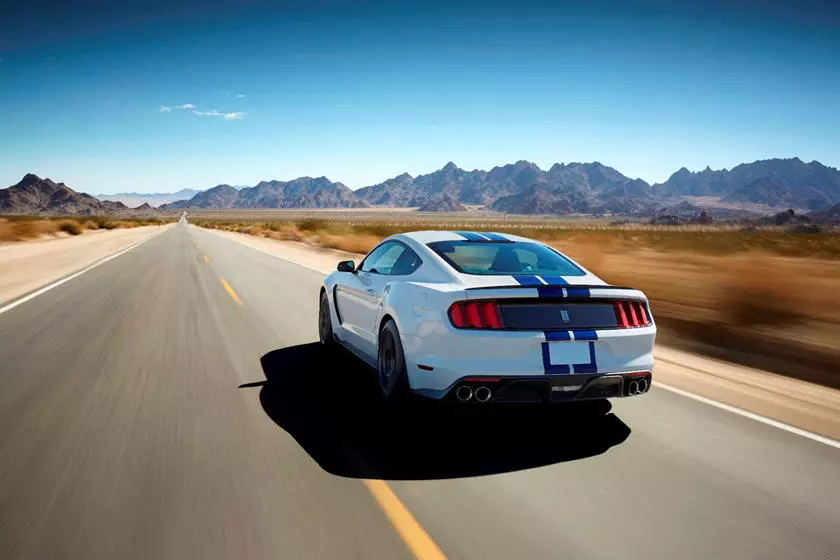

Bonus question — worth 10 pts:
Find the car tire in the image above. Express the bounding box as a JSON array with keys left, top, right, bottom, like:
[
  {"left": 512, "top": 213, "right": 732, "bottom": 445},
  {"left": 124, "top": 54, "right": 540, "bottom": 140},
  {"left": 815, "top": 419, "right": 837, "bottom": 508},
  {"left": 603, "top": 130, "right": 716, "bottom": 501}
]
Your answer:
[
  {"left": 377, "top": 319, "right": 409, "bottom": 400},
  {"left": 318, "top": 291, "right": 337, "bottom": 348}
]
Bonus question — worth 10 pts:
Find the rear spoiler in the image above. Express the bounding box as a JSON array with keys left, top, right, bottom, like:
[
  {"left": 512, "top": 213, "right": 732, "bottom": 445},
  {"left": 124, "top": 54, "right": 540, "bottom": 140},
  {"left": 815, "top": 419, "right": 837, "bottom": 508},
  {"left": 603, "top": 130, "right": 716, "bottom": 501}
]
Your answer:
[
  {"left": 466, "top": 284, "right": 636, "bottom": 292},
  {"left": 464, "top": 284, "right": 647, "bottom": 301}
]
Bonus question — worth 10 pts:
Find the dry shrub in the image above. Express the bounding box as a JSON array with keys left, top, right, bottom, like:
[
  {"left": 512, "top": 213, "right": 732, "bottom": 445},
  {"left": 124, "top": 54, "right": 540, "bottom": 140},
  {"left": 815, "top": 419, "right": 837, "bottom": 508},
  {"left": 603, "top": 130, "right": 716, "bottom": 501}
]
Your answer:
[
  {"left": 0, "top": 219, "right": 60, "bottom": 241},
  {"left": 552, "top": 240, "right": 612, "bottom": 274},
  {"left": 265, "top": 225, "right": 303, "bottom": 241},
  {"left": 316, "top": 232, "right": 381, "bottom": 253},
  {"left": 0, "top": 219, "right": 13, "bottom": 241},
  {"left": 297, "top": 218, "right": 327, "bottom": 232},
  {"left": 3, "top": 219, "right": 60, "bottom": 240},
  {"left": 351, "top": 223, "right": 406, "bottom": 237},
  {"left": 58, "top": 219, "right": 83, "bottom": 235},
  {"left": 83, "top": 220, "right": 99, "bottom": 230},
  {"left": 240, "top": 225, "right": 268, "bottom": 237},
  {"left": 720, "top": 255, "right": 822, "bottom": 327}
]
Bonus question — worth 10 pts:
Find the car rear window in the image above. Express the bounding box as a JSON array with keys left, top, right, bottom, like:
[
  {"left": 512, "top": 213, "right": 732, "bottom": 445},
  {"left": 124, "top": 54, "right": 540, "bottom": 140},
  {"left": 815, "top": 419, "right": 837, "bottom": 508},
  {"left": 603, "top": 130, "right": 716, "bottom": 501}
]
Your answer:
[{"left": 427, "top": 240, "right": 585, "bottom": 276}]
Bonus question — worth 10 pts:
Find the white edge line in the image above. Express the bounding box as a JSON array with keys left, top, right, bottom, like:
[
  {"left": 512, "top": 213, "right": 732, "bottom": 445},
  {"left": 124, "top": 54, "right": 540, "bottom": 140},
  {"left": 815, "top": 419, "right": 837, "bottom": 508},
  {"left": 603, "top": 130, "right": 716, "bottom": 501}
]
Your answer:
[
  {"left": 0, "top": 228, "right": 167, "bottom": 315},
  {"left": 195, "top": 225, "right": 840, "bottom": 450},
  {"left": 654, "top": 381, "right": 840, "bottom": 450}
]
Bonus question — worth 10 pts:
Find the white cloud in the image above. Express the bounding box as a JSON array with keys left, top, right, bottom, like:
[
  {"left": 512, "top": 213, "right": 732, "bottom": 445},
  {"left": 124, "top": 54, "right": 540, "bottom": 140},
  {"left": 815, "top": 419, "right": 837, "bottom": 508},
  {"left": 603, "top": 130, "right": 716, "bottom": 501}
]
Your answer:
[
  {"left": 236, "top": 94, "right": 246, "bottom": 98},
  {"left": 159, "top": 106, "right": 171, "bottom": 112},
  {"left": 191, "top": 109, "right": 246, "bottom": 120},
  {"left": 176, "top": 103, "right": 196, "bottom": 109}
]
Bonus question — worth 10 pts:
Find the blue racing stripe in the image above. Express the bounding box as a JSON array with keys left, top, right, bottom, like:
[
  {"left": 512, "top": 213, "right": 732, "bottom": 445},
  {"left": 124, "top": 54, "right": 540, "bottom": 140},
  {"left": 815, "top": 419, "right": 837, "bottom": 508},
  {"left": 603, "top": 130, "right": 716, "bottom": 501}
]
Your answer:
[
  {"left": 573, "top": 330, "right": 598, "bottom": 341},
  {"left": 454, "top": 231, "right": 486, "bottom": 241},
  {"left": 544, "top": 330, "right": 572, "bottom": 341},
  {"left": 515, "top": 275, "right": 544, "bottom": 286},
  {"left": 539, "top": 276, "right": 569, "bottom": 286},
  {"left": 537, "top": 286, "right": 566, "bottom": 298},
  {"left": 541, "top": 343, "right": 571, "bottom": 374},
  {"left": 565, "top": 287, "right": 591, "bottom": 298},
  {"left": 574, "top": 343, "right": 598, "bottom": 374},
  {"left": 480, "top": 232, "right": 509, "bottom": 241}
]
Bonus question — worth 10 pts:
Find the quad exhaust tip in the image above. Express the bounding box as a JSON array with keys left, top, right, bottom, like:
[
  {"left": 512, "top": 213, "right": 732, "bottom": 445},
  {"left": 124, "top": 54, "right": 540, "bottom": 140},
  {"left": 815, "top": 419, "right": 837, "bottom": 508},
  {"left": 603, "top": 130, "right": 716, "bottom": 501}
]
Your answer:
[
  {"left": 456, "top": 386, "right": 474, "bottom": 402},
  {"left": 474, "top": 386, "right": 492, "bottom": 403}
]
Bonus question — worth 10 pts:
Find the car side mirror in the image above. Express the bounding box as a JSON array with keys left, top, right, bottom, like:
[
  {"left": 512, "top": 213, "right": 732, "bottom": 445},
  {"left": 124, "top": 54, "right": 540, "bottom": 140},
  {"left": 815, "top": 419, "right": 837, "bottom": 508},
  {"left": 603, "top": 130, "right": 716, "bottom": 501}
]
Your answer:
[{"left": 337, "top": 260, "right": 356, "bottom": 273}]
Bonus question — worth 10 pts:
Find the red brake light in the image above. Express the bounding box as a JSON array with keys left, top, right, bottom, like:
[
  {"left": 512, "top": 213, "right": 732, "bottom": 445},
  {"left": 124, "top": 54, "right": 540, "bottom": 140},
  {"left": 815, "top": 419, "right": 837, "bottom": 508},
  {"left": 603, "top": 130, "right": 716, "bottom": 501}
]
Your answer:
[
  {"left": 614, "top": 301, "right": 629, "bottom": 328},
  {"left": 449, "top": 303, "right": 466, "bottom": 328},
  {"left": 449, "top": 301, "right": 504, "bottom": 329},
  {"left": 626, "top": 301, "right": 639, "bottom": 326},
  {"left": 483, "top": 302, "right": 502, "bottom": 329},
  {"left": 637, "top": 302, "right": 649, "bottom": 325},
  {"left": 614, "top": 300, "right": 649, "bottom": 328},
  {"left": 465, "top": 302, "right": 483, "bottom": 328}
]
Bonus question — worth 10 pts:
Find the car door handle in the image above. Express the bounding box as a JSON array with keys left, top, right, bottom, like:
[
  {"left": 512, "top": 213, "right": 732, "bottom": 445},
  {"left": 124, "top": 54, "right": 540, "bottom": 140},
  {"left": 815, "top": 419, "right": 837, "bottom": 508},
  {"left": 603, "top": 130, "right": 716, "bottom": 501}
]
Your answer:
[{"left": 366, "top": 289, "right": 375, "bottom": 293}]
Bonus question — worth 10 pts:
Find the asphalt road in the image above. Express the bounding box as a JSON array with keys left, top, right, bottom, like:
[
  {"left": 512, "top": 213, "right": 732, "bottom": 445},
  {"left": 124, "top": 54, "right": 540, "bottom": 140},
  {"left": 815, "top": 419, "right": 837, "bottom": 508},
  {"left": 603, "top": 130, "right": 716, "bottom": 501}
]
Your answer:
[{"left": 1, "top": 224, "right": 839, "bottom": 560}]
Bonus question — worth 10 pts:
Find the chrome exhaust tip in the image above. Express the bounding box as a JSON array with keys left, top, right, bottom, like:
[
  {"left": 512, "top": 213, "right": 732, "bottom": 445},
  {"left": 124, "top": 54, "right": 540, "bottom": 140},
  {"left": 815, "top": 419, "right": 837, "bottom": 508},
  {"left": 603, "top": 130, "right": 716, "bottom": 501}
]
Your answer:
[
  {"left": 637, "top": 378, "right": 648, "bottom": 393},
  {"left": 474, "top": 386, "right": 492, "bottom": 403},
  {"left": 627, "top": 380, "right": 639, "bottom": 396},
  {"left": 456, "top": 386, "right": 474, "bottom": 402}
]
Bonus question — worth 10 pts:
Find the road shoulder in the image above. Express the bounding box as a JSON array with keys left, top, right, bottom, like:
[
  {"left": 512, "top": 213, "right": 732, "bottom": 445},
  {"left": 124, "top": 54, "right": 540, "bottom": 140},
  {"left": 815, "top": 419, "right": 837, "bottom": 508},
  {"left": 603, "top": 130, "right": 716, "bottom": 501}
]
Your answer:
[{"left": 0, "top": 225, "right": 169, "bottom": 305}]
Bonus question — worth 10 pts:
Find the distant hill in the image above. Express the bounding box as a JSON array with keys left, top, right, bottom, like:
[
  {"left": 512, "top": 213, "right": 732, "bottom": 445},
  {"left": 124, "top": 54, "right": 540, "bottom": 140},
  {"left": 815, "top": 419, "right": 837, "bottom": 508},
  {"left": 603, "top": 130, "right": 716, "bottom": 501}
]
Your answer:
[
  {"left": 653, "top": 158, "right": 840, "bottom": 211},
  {"left": 354, "top": 160, "right": 654, "bottom": 214},
  {"left": 97, "top": 188, "right": 201, "bottom": 208},
  {"left": 417, "top": 194, "right": 467, "bottom": 212},
  {"left": 162, "top": 177, "right": 368, "bottom": 210},
  {"left": 0, "top": 174, "right": 128, "bottom": 215}
]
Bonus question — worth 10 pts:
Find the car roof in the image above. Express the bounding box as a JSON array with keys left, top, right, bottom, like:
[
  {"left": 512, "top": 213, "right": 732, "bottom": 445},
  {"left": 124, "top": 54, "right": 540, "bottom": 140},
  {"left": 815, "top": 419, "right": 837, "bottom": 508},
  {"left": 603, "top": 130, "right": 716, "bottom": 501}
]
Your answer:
[{"left": 396, "top": 230, "right": 531, "bottom": 244}]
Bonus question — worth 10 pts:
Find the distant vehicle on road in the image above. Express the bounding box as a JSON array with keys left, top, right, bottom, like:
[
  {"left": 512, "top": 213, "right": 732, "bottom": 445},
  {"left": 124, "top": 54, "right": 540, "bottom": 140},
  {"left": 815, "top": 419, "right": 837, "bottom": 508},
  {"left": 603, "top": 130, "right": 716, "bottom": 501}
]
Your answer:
[{"left": 319, "top": 231, "right": 655, "bottom": 403}]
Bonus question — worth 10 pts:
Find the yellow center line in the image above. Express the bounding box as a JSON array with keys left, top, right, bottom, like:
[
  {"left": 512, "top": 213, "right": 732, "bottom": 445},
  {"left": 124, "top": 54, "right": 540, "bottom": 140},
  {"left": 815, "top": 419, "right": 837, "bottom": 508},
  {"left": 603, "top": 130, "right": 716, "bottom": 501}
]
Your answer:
[
  {"left": 363, "top": 479, "right": 446, "bottom": 560},
  {"left": 219, "top": 277, "right": 242, "bottom": 306},
  {"left": 203, "top": 255, "right": 210, "bottom": 263}
]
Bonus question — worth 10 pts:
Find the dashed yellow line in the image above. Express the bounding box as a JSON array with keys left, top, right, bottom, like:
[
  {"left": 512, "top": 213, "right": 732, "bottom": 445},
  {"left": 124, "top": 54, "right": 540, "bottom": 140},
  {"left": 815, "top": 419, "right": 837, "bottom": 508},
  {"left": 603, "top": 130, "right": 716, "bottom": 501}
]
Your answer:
[
  {"left": 219, "top": 277, "right": 241, "bottom": 306},
  {"left": 203, "top": 255, "right": 210, "bottom": 263},
  {"left": 363, "top": 479, "right": 446, "bottom": 560}
]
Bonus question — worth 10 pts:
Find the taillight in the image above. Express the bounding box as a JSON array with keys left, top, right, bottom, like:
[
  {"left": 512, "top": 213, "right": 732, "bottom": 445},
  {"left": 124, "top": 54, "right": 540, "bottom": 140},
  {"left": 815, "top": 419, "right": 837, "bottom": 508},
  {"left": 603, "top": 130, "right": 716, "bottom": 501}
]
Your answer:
[
  {"left": 613, "top": 301, "right": 650, "bottom": 328},
  {"left": 449, "top": 301, "right": 504, "bottom": 329}
]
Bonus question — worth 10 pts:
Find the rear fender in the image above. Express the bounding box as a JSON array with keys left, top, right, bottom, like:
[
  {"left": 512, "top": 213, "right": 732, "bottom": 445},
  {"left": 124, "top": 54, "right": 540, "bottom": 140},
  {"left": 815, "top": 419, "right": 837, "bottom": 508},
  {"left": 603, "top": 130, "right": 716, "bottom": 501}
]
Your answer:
[{"left": 380, "top": 282, "right": 466, "bottom": 341}]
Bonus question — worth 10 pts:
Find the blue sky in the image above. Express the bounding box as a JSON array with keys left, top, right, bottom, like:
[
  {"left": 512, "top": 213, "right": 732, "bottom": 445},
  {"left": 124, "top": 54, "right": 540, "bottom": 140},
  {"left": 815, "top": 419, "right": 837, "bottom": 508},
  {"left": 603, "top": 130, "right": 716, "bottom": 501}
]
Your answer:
[{"left": 1, "top": 0, "right": 838, "bottom": 193}]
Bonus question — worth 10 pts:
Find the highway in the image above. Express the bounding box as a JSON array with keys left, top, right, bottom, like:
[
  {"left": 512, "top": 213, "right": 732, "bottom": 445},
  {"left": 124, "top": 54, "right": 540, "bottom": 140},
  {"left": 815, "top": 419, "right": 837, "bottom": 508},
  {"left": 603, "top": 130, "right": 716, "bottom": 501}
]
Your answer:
[{"left": 1, "top": 224, "right": 839, "bottom": 560}]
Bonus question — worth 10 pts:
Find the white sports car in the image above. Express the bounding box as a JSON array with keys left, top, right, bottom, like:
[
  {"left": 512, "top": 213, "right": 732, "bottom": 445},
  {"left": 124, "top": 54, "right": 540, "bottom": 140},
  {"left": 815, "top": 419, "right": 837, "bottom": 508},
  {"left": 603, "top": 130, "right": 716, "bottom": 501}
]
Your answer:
[{"left": 319, "top": 230, "right": 655, "bottom": 403}]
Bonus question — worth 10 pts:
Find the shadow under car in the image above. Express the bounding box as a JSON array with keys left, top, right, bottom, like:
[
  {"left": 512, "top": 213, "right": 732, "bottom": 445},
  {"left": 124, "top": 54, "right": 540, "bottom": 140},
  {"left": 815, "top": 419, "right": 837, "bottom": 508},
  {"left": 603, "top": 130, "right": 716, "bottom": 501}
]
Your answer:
[{"left": 243, "top": 343, "right": 631, "bottom": 480}]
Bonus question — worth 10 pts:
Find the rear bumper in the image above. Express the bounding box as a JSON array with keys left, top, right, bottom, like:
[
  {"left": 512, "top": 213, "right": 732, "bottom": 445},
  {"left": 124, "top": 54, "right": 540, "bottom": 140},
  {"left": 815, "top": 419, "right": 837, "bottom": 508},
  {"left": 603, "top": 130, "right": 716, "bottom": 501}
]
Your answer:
[
  {"left": 402, "top": 325, "right": 656, "bottom": 392},
  {"left": 413, "top": 371, "right": 652, "bottom": 403}
]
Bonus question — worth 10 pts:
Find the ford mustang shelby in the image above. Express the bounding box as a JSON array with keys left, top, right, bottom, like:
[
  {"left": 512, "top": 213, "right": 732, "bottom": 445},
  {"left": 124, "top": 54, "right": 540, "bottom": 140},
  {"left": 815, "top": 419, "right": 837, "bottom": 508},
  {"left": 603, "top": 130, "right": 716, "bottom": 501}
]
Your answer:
[{"left": 318, "top": 231, "right": 655, "bottom": 403}]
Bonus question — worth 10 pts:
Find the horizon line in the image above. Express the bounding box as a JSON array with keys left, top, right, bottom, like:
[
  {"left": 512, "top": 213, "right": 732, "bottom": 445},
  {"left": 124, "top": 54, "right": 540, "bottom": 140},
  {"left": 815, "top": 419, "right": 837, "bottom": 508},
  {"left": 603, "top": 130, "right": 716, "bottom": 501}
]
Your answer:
[{"left": 9, "top": 155, "right": 835, "bottom": 196}]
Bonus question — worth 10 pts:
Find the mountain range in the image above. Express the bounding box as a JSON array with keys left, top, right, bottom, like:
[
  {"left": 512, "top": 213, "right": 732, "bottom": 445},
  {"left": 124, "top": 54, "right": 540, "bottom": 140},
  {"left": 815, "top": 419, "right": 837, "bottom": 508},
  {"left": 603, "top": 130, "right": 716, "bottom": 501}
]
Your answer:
[
  {"left": 652, "top": 158, "right": 840, "bottom": 210},
  {"left": 160, "top": 157, "right": 840, "bottom": 215},
  {"left": 162, "top": 177, "right": 367, "bottom": 209},
  {"left": 5, "top": 158, "right": 840, "bottom": 216},
  {"left": 96, "top": 188, "right": 202, "bottom": 207},
  {"left": 0, "top": 174, "right": 129, "bottom": 215}
]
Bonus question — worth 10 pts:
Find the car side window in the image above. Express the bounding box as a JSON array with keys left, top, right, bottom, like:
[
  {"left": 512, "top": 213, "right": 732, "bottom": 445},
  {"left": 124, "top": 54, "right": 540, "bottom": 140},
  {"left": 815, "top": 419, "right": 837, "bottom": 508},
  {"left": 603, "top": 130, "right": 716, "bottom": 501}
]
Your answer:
[
  {"left": 389, "top": 246, "right": 422, "bottom": 275},
  {"left": 359, "top": 242, "right": 406, "bottom": 274}
]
